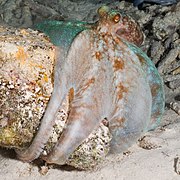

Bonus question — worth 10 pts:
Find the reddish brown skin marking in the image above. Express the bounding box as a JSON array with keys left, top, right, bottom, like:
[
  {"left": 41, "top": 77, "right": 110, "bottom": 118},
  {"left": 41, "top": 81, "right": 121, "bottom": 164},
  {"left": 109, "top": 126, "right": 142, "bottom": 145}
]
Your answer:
[
  {"left": 137, "top": 54, "right": 161, "bottom": 98},
  {"left": 116, "top": 15, "right": 144, "bottom": 46},
  {"left": 77, "top": 77, "right": 96, "bottom": 96},
  {"left": 114, "top": 37, "right": 121, "bottom": 44},
  {"left": 110, "top": 117, "right": 126, "bottom": 130},
  {"left": 100, "top": 32, "right": 111, "bottom": 45},
  {"left": 116, "top": 117, "right": 125, "bottom": 126},
  {"left": 87, "top": 77, "right": 95, "bottom": 85},
  {"left": 152, "top": 110, "right": 161, "bottom": 119},
  {"left": 137, "top": 54, "right": 146, "bottom": 65},
  {"left": 95, "top": 51, "right": 102, "bottom": 60},
  {"left": 117, "top": 83, "right": 128, "bottom": 100},
  {"left": 113, "top": 59, "right": 125, "bottom": 71},
  {"left": 151, "top": 84, "right": 160, "bottom": 97},
  {"left": 69, "top": 88, "right": 74, "bottom": 103}
]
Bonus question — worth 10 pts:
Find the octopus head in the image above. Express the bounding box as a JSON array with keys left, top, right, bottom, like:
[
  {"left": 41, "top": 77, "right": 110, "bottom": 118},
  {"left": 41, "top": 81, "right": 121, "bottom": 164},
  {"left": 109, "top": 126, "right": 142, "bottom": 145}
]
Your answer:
[{"left": 97, "top": 6, "right": 144, "bottom": 46}]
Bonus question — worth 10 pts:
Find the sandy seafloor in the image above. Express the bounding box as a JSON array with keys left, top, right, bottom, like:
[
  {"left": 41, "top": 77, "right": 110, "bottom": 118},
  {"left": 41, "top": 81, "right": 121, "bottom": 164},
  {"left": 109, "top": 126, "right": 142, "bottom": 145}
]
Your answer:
[{"left": 0, "top": 109, "right": 179, "bottom": 180}]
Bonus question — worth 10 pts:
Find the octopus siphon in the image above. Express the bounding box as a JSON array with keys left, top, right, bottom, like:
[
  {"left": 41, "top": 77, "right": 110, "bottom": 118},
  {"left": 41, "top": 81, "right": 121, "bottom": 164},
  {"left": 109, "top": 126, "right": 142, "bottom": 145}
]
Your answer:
[{"left": 16, "top": 6, "right": 165, "bottom": 165}]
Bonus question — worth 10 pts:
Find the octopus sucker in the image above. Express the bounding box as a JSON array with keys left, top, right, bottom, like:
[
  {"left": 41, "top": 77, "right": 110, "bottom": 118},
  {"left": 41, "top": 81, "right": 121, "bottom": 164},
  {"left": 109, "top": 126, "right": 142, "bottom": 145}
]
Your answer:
[{"left": 16, "top": 6, "right": 164, "bottom": 166}]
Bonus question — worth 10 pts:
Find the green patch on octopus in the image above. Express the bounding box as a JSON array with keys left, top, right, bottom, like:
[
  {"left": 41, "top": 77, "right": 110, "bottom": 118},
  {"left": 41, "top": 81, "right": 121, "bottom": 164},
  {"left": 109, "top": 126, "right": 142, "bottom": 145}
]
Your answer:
[{"left": 34, "top": 20, "right": 92, "bottom": 47}]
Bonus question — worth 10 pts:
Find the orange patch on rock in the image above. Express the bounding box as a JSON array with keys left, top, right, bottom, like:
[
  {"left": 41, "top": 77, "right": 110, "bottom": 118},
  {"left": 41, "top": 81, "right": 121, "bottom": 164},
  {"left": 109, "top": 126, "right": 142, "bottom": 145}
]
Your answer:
[
  {"left": 43, "top": 73, "right": 49, "bottom": 83},
  {"left": 20, "top": 29, "right": 29, "bottom": 36},
  {"left": 16, "top": 46, "right": 28, "bottom": 64}
]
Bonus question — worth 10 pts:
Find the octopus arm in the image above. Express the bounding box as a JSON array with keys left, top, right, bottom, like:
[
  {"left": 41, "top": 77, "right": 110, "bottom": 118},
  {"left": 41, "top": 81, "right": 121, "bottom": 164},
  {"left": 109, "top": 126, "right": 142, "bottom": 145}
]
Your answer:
[
  {"left": 43, "top": 31, "right": 105, "bottom": 165},
  {"left": 44, "top": 89, "right": 103, "bottom": 165},
  {"left": 126, "top": 42, "right": 165, "bottom": 130},
  {"left": 109, "top": 45, "right": 152, "bottom": 153}
]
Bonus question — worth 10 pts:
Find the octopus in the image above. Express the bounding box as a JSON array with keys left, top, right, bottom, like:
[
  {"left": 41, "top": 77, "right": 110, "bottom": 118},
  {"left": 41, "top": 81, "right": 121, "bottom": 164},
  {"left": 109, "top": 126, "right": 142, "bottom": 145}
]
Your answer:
[{"left": 16, "top": 6, "right": 165, "bottom": 165}]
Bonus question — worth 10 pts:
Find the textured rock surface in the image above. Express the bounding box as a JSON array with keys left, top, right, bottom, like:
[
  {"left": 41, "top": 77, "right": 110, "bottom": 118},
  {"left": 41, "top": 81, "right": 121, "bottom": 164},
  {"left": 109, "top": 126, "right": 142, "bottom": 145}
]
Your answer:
[
  {"left": 0, "top": 0, "right": 118, "bottom": 27},
  {"left": 0, "top": 26, "right": 54, "bottom": 148}
]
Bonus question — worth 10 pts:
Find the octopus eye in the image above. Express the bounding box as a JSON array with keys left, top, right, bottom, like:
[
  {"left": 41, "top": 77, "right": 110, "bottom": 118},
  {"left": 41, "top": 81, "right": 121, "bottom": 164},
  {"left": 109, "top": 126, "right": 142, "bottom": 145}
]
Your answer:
[{"left": 113, "top": 14, "right": 121, "bottom": 23}]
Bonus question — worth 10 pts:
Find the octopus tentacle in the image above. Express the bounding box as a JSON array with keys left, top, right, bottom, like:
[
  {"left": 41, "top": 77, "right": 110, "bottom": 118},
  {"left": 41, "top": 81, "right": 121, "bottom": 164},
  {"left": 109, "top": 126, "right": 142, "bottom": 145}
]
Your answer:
[
  {"left": 109, "top": 78, "right": 152, "bottom": 152},
  {"left": 126, "top": 43, "right": 165, "bottom": 130},
  {"left": 107, "top": 41, "right": 152, "bottom": 152},
  {"left": 44, "top": 87, "right": 102, "bottom": 165},
  {"left": 42, "top": 30, "right": 107, "bottom": 165}
]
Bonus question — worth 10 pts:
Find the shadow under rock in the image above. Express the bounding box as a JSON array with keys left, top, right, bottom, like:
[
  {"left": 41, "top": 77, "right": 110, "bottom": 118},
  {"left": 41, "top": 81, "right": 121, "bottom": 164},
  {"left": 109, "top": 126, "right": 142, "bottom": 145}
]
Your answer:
[{"left": 0, "top": 147, "right": 16, "bottom": 159}]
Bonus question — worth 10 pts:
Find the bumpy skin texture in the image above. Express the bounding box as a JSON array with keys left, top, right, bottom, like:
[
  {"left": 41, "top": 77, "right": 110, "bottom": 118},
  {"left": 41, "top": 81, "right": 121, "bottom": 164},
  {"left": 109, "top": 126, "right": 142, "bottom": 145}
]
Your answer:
[{"left": 16, "top": 6, "right": 164, "bottom": 165}]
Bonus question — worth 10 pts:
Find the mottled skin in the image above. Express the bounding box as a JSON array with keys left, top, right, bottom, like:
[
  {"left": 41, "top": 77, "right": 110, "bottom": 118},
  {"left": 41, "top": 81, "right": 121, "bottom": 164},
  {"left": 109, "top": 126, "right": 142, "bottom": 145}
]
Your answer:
[{"left": 16, "top": 6, "right": 164, "bottom": 165}]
